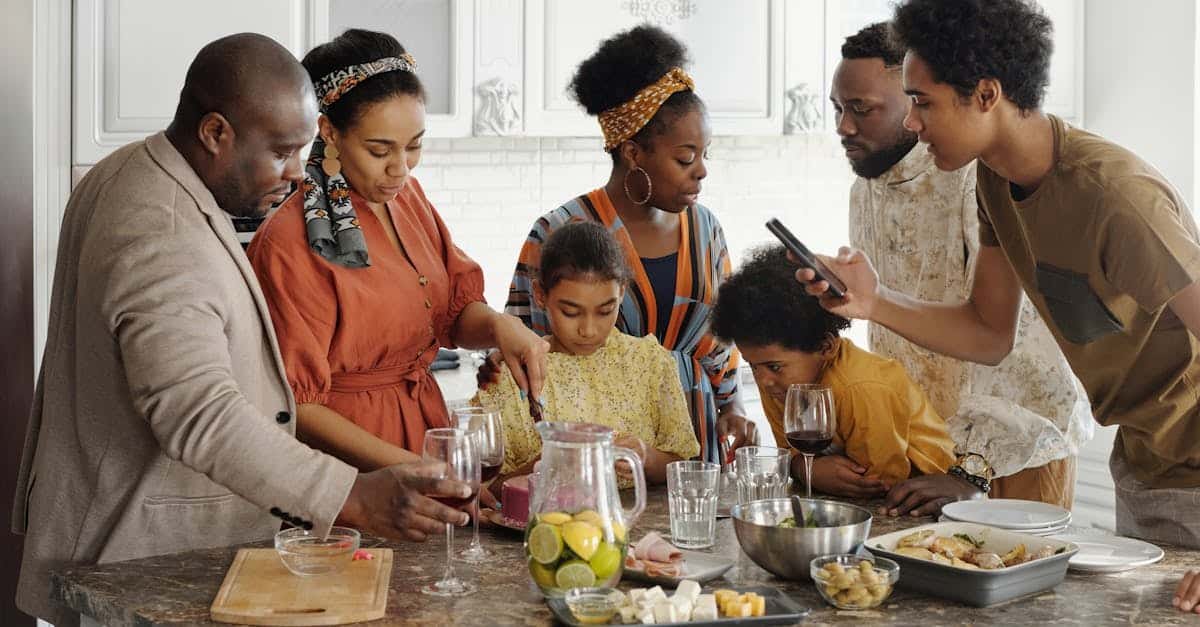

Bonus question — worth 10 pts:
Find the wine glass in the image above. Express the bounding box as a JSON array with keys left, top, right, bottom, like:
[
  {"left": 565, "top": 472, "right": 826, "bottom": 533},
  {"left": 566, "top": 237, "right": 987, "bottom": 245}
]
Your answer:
[
  {"left": 453, "top": 406, "right": 505, "bottom": 563},
  {"left": 420, "top": 427, "right": 480, "bottom": 596},
  {"left": 784, "top": 384, "right": 836, "bottom": 498}
]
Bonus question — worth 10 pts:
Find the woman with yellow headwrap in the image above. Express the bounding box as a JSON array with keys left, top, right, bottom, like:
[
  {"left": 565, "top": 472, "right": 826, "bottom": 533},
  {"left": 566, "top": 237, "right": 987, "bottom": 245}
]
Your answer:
[{"left": 495, "top": 25, "right": 756, "bottom": 464}]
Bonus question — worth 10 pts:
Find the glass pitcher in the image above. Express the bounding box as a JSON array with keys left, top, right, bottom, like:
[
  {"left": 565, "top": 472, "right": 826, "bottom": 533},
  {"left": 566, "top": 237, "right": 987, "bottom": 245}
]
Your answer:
[{"left": 524, "top": 422, "right": 646, "bottom": 596}]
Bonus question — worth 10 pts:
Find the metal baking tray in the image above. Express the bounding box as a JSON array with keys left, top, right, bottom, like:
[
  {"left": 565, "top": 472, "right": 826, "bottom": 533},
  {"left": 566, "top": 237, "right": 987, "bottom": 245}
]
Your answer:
[{"left": 867, "top": 521, "right": 1078, "bottom": 607}]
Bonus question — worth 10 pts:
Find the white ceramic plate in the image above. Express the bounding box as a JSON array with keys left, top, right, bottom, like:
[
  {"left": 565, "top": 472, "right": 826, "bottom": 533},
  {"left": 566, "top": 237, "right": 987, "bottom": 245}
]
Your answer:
[
  {"left": 942, "top": 499, "right": 1071, "bottom": 530},
  {"left": 1050, "top": 533, "right": 1164, "bottom": 573},
  {"left": 623, "top": 549, "right": 735, "bottom": 587},
  {"left": 937, "top": 514, "right": 1068, "bottom": 536}
]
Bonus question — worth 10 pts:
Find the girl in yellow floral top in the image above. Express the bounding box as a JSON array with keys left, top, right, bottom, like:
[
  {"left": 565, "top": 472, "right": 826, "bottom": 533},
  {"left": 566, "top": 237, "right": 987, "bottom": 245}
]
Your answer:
[{"left": 474, "top": 222, "right": 700, "bottom": 485}]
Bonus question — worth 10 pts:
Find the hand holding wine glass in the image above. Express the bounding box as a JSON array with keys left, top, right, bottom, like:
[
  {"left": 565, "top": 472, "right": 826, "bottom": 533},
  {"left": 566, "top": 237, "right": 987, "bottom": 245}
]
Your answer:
[
  {"left": 453, "top": 407, "right": 504, "bottom": 563},
  {"left": 421, "top": 427, "right": 480, "bottom": 596},
  {"left": 784, "top": 384, "right": 836, "bottom": 498}
]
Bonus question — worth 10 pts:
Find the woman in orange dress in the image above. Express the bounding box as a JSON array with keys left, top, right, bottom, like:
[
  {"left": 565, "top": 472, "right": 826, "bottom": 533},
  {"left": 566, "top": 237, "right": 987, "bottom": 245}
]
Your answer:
[{"left": 248, "top": 29, "right": 548, "bottom": 469}]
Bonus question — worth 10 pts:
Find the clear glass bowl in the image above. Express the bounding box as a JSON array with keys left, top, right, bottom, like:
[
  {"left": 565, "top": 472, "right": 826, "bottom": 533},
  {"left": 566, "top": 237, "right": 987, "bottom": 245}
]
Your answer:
[
  {"left": 274, "top": 526, "right": 360, "bottom": 577},
  {"left": 564, "top": 587, "right": 621, "bottom": 625},
  {"left": 810, "top": 553, "right": 900, "bottom": 609}
]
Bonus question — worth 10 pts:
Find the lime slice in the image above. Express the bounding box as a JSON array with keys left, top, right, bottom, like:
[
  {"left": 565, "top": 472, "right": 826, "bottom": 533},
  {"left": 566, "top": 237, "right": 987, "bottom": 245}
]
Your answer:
[
  {"left": 527, "top": 523, "right": 564, "bottom": 565},
  {"left": 588, "top": 541, "right": 622, "bottom": 580},
  {"left": 562, "top": 521, "right": 602, "bottom": 561},
  {"left": 555, "top": 560, "right": 597, "bottom": 589},
  {"left": 538, "top": 511, "right": 572, "bottom": 526},
  {"left": 529, "top": 559, "right": 558, "bottom": 588}
]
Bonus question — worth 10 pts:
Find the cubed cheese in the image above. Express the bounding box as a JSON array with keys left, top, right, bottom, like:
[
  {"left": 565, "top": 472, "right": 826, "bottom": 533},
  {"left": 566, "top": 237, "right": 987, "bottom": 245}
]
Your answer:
[
  {"left": 619, "top": 606, "right": 638, "bottom": 623},
  {"left": 652, "top": 601, "right": 678, "bottom": 623},
  {"left": 675, "top": 579, "right": 702, "bottom": 602},
  {"left": 636, "top": 606, "right": 656, "bottom": 624},
  {"left": 692, "top": 595, "right": 718, "bottom": 621},
  {"left": 645, "top": 586, "right": 667, "bottom": 602},
  {"left": 713, "top": 589, "right": 738, "bottom": 607},
  {"left": 748, "top": 593, "right": 766, "bottom": 617},
  {"left": 670, "top": 595, "right": 692, "bottom": 618},
  {"left": 726, "top": 601, "right": 752, "bottom": 618},
  {"left": 629, "top": 589, "right": 646, "bottom": 605}
]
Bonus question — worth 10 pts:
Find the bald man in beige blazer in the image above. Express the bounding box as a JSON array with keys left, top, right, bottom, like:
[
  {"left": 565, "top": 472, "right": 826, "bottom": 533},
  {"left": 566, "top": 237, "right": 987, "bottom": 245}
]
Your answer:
[{"left": 12, "top": 34, "right": 471, "bottom": 627}]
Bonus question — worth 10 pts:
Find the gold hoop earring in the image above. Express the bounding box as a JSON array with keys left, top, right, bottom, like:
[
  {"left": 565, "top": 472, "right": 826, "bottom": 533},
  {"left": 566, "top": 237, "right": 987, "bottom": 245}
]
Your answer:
[
  {"left": 623, "top": 166, "right": 652, "bottom": 205},
  {"left": 322, "top": 143, "right": 342, "bottom": 177}
]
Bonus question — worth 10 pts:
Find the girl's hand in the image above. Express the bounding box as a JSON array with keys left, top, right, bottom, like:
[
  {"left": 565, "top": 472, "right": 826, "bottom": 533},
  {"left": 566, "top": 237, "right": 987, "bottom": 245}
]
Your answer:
[
  {"left": 491, "top": 313, "right": 550, "bottom": 401},
  {"left": 613, "top": 433, "right": 648, "bottom": 482}
]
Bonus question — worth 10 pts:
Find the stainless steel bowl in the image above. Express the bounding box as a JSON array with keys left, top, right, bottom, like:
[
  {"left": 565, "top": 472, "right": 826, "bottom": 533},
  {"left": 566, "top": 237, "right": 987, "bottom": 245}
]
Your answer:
[{"left": 732, "top": 498, "right": 872, "bottom": 581}]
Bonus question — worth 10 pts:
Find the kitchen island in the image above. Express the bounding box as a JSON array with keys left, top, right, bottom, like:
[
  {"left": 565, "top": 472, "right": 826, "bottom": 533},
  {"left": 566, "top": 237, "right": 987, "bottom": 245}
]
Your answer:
[{"left": 52, "top": 488, "right": 1198, "bottom": 626}]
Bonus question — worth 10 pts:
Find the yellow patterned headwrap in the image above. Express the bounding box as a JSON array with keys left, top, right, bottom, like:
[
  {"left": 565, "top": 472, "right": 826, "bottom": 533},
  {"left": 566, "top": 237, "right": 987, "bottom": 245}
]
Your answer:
[{"left": 597, "top": 67, "right": 695, "bottom": 151}]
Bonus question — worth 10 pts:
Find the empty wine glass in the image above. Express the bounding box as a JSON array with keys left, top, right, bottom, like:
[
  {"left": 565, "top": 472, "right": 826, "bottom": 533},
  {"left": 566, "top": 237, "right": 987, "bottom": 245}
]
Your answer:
[
  {"left": 453, "top": 406, "right": 505, "bottom": 563},
  {"left": 420, "top": 427, "right": 480, "bottom": 596},
  {"left": 784, "top": 384, "right": 836, "bottom": 498}
]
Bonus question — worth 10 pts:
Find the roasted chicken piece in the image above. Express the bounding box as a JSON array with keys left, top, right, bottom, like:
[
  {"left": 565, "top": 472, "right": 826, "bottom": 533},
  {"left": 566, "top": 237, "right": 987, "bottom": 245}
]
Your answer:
[
  {"left": 930, "top": 535, "right": 976, "bottom": 559},
  {"left": 897, "top": 529, "right": 936, "bottom": 549},
  {"left": 968, "top": 552, "right": 1005, "bottom": 569},
  {"left": 894, "top": 546, "right": 935, "bottom": 560},
  {"left": 1031, "top": 545, "right": 1057, "bottom": 561},
  {"left": 1000, "top": 544, "right": 1027, "bottom": 567}
]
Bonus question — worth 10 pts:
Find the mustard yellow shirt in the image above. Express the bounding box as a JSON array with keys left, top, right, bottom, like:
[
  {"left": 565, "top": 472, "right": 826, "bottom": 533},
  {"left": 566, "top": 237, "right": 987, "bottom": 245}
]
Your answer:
[
  {"left": 760, "top": 339, "right": 955, "bottom": 486},
  {"left": 474, "top": 330, "right": 701, "bottom": 475}
]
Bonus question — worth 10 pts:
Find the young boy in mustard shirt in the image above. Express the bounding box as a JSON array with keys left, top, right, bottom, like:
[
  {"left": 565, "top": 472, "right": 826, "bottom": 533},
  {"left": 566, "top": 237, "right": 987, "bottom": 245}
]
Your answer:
[{"left": 712, "top": 246, "right": 954, "bottom": 497}]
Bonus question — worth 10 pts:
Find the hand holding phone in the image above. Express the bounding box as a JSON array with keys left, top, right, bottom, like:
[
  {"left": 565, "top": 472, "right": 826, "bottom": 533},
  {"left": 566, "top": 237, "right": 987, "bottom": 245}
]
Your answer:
[{"left": 765, "top": 218, "right": 847, "bottom": 299}]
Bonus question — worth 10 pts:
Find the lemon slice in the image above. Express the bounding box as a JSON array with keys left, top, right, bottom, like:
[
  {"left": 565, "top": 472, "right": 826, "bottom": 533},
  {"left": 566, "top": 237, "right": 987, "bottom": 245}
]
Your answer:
[
  {"left": 562, "top": 521, "right": 602, "bottom": 561},
  {"left": 611, "top": 520, "right": 627, "bottom": 542},
  {"left": 588, "top": 541, "right": 622, "bottom": 580},
  {"left": 572, "top": 510, "right": 603, "bottom": 526},
  {"left": 527, "top": 523, "right": 564, "bottom": 565},
  {"left": 529, "top": 559, "right": 558, "bottom": 588},
  {"left": 538, "top": 511, "right": 572, "bottom": 526},
  {"left": 555, "top": 560, "right": 597, "bottom": 589}
]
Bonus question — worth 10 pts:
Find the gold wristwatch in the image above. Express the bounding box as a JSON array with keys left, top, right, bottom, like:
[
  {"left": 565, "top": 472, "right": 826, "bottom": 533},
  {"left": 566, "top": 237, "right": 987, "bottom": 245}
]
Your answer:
[{"left": 948, "top": 452, "right": 993, "bottom": 493}]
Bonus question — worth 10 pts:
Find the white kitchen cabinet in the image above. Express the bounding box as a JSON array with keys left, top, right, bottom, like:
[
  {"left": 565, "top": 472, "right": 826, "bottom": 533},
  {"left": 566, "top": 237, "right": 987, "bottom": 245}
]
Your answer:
[
  {"left": 73, "top": 0, "right": 322, "bottom": 165},
  {"left": 522, "top": 0, "right": 785, "bottom": 138}
]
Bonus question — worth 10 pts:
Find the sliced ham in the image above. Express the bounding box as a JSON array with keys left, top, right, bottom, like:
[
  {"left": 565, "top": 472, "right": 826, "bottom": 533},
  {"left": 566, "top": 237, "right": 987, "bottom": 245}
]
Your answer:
[{"left": 632, "top": 532, "right": 682, "bottom": 563}]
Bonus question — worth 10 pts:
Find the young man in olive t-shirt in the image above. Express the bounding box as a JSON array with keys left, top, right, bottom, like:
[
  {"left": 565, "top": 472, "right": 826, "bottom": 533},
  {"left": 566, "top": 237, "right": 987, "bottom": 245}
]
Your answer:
[{"left": 792, "top": 0, "right": 1200, "bottom": 614}]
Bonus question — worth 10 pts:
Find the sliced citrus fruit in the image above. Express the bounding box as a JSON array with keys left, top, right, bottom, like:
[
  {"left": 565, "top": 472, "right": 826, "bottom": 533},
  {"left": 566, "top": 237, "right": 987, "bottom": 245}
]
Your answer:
[
  {"left": 537, "top": 511, "right": 572, "bottom": 526},
  {"left": 555, "top": 560, "right": 597, "bottom": 589},
  {"left": 562, "top": 520, "right": 602, "bottom": 561},
  {"left": 572, "top": 510, "right": 603, "bottom": 526},
  {"left": 529, "top": 559, "right": 557, "bottom": 588},
  {"left": 527, "top": 523, "right": 563, "bottom": 565},
  {"left": 611, "top": 520, "right": 627, "bottom": 542},
  {"left": 588, "top": 541, "right": 622, "bottom": 580}
]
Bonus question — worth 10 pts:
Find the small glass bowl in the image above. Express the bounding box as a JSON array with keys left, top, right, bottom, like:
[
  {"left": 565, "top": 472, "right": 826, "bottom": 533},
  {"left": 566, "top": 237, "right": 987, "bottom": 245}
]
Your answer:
[
  {"left": 274, "top": 526, "right": 360, "bottom": 577},
  {"left": 810, "top": 554, "right": 900, "bottom": 610},
  {"left": 564, "top": 587, "right": 621, "bottom": 625}
]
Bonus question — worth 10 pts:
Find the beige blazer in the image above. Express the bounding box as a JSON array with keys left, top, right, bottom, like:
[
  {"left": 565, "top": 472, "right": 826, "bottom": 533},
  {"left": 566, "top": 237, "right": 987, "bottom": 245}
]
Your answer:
[{"left": 12, "top": 133, "right": 358, "bottom": 626}]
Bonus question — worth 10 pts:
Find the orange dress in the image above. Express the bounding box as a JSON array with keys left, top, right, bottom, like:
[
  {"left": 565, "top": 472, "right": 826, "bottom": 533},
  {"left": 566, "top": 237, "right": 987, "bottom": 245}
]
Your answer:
[{"left": 247, "top": 177, "right": 484, "bottom": 454}]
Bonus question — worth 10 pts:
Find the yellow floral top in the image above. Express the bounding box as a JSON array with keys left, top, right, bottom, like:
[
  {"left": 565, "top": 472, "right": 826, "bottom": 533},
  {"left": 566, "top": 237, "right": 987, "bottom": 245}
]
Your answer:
[{"left": 474, "top": 329, "right": 700, "bottom": 477}]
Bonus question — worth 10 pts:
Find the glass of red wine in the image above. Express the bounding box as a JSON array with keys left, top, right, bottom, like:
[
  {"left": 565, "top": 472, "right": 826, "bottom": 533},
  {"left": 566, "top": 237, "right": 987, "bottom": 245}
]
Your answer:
[
  {"left": 452, "top": 407, "right": 504, "bottom": 563},
  {"left": 420, "top": 427, "right": 480, "bottom": 596},
  {"left": 784, "top": 383, "right": 836, "bottom": 498}
]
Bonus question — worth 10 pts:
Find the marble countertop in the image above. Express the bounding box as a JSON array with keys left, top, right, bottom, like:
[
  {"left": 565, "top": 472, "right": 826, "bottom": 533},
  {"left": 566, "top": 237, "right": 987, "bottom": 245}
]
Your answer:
[{"left": 53, "top": 488, "right": 1200, "bottom": 626}]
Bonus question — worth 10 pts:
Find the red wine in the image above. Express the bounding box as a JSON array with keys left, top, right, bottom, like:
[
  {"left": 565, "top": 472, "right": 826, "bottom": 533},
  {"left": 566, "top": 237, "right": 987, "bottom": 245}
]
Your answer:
[
  {"left": 481, "top": 463, "right": 502, "bottom": 483},
  {"left": 433, "top": 488, "right": 479, "bottom": 509},
  {"left": 786, "top": 430, "right": 832, "bottom": 455}
]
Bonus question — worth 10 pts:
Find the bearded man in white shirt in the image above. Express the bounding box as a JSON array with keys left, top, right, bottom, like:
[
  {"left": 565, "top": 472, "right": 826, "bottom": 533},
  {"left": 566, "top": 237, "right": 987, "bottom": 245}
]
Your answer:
[{"left": 828, "top": 22, "right": 1093, "bottom": 516}]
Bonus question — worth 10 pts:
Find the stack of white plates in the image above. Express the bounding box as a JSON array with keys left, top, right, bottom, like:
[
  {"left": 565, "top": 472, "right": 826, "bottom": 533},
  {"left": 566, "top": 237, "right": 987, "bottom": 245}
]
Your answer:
[{"left": 938, "top": 499, "right": 1071, "bottom": 536}]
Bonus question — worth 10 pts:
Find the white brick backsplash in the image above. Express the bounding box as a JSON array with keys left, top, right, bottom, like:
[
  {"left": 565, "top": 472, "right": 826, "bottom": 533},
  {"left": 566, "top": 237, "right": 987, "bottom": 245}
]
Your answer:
[{"left": 413, "top": 132, "right": 866, "bottom": 344}]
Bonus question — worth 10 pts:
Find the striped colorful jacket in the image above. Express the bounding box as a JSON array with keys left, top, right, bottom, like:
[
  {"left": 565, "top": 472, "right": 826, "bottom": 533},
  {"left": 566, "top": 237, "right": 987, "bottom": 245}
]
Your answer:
[{"left": 505, "top": 188, "right": 740, "bottom": 463}]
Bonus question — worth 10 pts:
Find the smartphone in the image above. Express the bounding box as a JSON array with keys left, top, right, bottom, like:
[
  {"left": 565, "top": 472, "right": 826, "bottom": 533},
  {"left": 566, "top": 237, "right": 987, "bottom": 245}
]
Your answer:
[{"left": 765, "top": 218, "right": 847, "bottom": 299}]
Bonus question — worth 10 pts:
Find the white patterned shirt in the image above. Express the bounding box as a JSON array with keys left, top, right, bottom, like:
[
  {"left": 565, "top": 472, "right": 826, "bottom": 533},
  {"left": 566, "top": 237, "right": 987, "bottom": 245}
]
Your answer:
[{"left": 849, "top": 143, "right": 1094, "bottom": 478}]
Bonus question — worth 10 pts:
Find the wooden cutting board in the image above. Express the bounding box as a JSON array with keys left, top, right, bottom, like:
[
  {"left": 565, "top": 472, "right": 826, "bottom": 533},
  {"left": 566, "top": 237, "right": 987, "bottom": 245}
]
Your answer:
[{"left": 210, "top": 548, "right": 392, "bottom": 626}]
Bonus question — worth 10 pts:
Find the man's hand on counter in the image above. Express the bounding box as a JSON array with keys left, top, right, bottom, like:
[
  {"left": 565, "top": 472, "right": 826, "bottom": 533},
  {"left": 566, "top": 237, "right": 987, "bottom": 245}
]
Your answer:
[
  {"left": 1174, "top": 570, "right": 1200, "bottom": 613},
  {"left": 800, "top": 454, "right": 888, "bottom": 498},
  {"left": 881, "top": 473, "right": 985, "bottom": 517},
  {"left": 339, "top": 461, "right": 471, "bottom": 541}
]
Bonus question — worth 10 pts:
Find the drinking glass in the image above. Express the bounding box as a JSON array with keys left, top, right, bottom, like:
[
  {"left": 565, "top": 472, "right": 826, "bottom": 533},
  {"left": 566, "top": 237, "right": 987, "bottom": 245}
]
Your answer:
[
  {"left": 666, "top": 461, "right": 719, "bottom": 548},
  {"left": 420, "top": 428, "right": 480, "bottom": 596},
  {"left": 784, "top": 384, "right": 836, "bottom": 498},
  {"left": 453, "top": 406, "right": 504, "bottom": 563},
  {"left": 735, "top": 446, "right": 790, "bottom": 504}
]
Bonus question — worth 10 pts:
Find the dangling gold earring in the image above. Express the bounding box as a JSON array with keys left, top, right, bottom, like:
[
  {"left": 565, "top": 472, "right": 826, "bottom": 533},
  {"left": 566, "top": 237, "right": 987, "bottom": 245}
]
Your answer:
[
  {"left": 322, "top": 143, "right": 342, "bottom": 177},
  {"left": 623, "top": 166, "right": 652, "bottom": 205}
]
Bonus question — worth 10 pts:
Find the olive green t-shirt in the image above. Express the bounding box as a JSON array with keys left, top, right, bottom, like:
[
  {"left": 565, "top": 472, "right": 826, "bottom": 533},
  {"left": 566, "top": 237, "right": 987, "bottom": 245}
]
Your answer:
[{"left": 977, "top": 115, "right": 1200, "bottom": 489}]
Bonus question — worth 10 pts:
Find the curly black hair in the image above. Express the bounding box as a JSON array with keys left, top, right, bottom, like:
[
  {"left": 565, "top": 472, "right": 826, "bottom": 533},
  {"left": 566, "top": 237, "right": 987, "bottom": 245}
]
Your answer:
[
  {"left": 711, "top": 246, "right": 850, "bottom": 353},
  {"left": 892, "top": 0, "right": 1052, "bottom": 112},
  {"left": 302, "top": 29, "right": 426, "bottom": 131},
  {"left": 538, "top": 221, "right": 632, "bottom": 291},
  {"left": 569, "top": 25, "right": 705, "bottom": 162},
  {"left": 842, "top": 22, "right": 905, "bottom": 68}
]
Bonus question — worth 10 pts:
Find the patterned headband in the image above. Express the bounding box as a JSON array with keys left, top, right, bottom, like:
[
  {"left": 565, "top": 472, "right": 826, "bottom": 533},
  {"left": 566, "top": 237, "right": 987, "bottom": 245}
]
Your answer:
[
  {"left": 314, "top": 53, "right": 418, "bottom": 111},
  {"left": 597, "top": 67, "right": 695, "bottom": 151}
]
